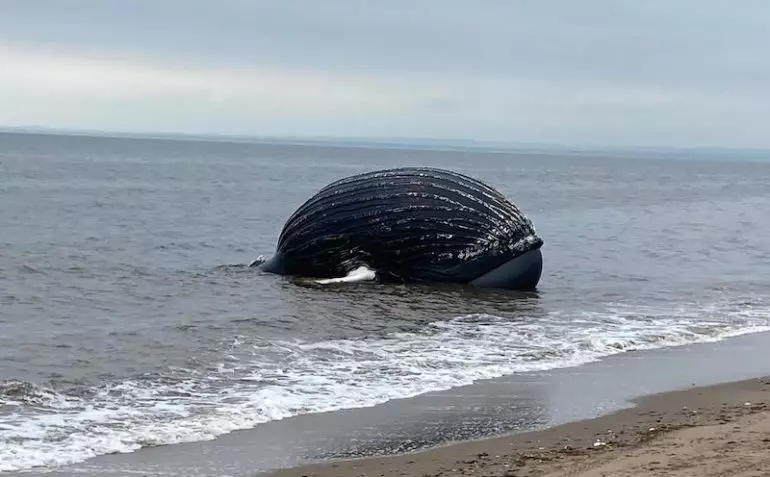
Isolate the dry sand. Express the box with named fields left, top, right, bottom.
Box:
left=264, top=376, right=770, bottom=477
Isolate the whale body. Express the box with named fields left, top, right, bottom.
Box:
left=260, top=167, right=543, bottom=290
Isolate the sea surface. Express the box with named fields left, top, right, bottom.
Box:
left=1, top=132, right=769, bottom=474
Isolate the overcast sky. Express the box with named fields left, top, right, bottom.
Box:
left=1, top=1, right=768, bottom=147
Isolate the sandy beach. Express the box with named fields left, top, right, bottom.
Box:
left=266, top=376, right=770, bottom=477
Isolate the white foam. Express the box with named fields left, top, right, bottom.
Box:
left=2, top=298, right=769, bottom=473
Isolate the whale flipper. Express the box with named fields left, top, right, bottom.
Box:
left=315, top=266, right=377, bottom=285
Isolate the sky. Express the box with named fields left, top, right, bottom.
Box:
left=1, top=1, right=769, bottom=148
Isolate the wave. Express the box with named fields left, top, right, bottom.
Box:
left=1, top=298, right=769, bottom=472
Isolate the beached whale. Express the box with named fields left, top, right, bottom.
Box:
left=258, top=167, right=543, bottom=290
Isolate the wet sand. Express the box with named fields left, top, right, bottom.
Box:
left=266, top=376, right=770, bottom=477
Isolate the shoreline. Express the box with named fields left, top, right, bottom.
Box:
left=18, top=330, right=770, bottom=477
left=264, top=376, right=770, bottom=477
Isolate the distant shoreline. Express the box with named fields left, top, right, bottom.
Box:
left=2, top=128, right=769, bottom=161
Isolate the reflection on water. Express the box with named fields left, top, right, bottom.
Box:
left=271, top=273, right=547, bottom=339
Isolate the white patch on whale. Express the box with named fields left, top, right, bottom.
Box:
left=315, top=266, right=376, bottom=284
left=249, top=255, right=266, bottom=267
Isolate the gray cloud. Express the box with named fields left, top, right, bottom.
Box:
left=2, top=1, right=769, bottom=147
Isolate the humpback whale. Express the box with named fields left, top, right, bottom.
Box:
left=259, top=167, right=543, bottom=290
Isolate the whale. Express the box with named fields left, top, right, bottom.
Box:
left=258, top=167, right=543, bottom=291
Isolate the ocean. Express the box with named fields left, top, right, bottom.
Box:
left=1, top=132, right=769, bottom=474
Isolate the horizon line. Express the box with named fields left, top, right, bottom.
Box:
left=1, top=125, right=769, bottom=156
